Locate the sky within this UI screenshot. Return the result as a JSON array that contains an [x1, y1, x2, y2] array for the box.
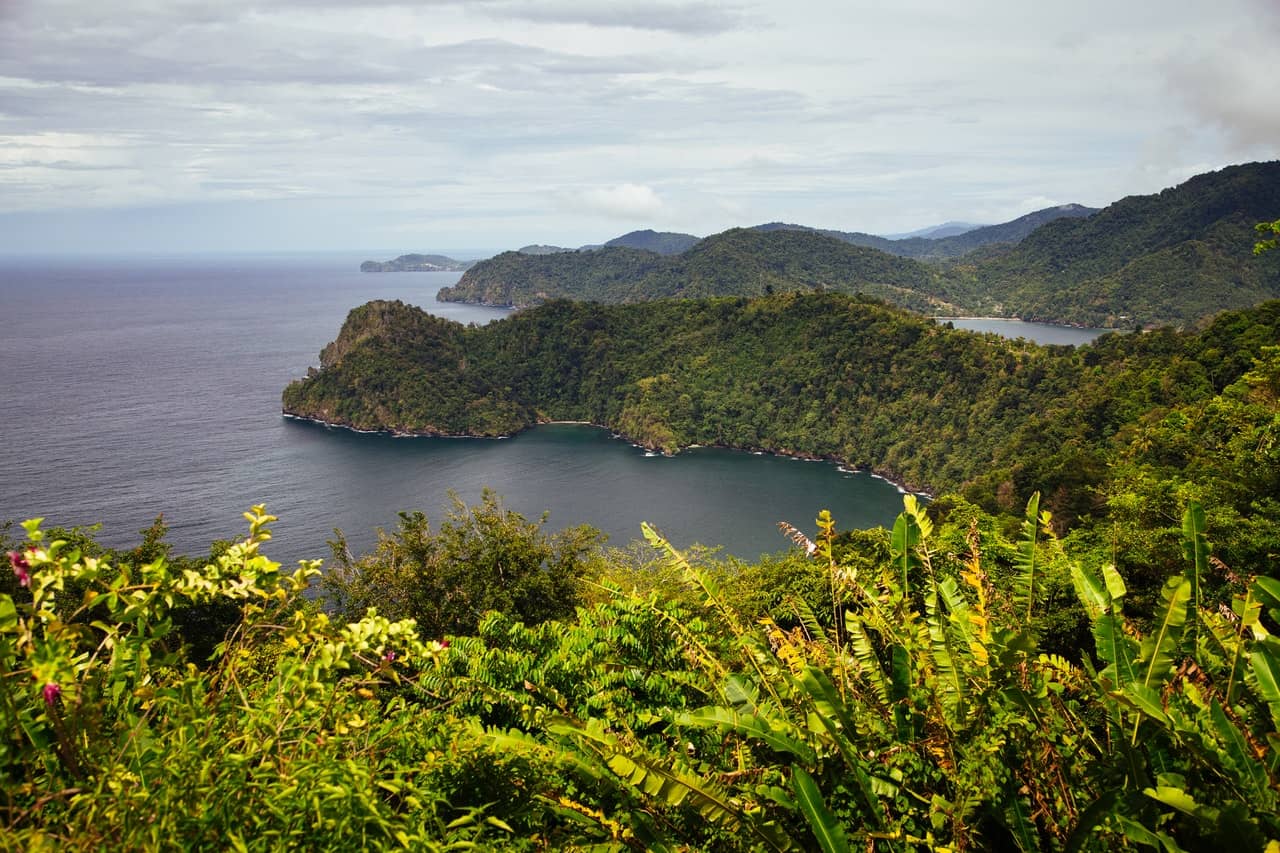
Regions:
[[1, 0, 1278, 256]]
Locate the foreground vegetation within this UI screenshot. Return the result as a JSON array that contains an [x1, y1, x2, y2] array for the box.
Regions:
[[3, 482, 1279, 850]]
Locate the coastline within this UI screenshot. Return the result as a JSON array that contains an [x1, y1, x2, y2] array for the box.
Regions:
[[281, 410, 934, 498], [933, 315, 1120, 331]]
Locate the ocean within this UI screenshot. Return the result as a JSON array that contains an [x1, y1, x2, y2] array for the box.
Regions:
[[0, 254, 908, 565]]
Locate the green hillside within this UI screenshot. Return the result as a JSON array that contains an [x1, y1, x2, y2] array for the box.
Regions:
[[439, 228, 969, 313], [604, 228, 700, 254], [441, 162, 1280, 327], [284, 293, 1280, 522], [755, 203, 1097, 259], [961, 161, 1280, 326]]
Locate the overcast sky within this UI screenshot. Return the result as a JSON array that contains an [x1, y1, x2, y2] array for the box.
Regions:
[[1, 0, 1277, 255]]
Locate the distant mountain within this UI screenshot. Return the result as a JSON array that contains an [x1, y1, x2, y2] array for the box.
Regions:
[[961, 162, 1280, 326], [360, 253, 475, 272], [439, 228, 969, 313], [882, 221, 985, 240], [750, 222, 899, 254], [603, 229, 700, 255], [517, 244, 574, 255], [439, 162, 1279, 327], [932, 204, 1098, 257], [752, 204, 1098, 260]]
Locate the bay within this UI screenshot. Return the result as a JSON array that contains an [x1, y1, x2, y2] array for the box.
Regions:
[[939, 316, 1116, 346], [0, 255, 906, 565]]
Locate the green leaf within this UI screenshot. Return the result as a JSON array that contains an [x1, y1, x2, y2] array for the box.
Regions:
[[1094, 613, 1138, 688], [925, 583, 965, 722], [1114, 815, 1186, 852], [1251, 646, 1280, 706], [1102, 564, 1128, 603], [0, 595, 16, 633], [1143, 786, 1220, 822], [1253, 576, 1280, 611], [674, 706, 816, 763], [1122, 683, 1169, 725], [844, 616, 889, 705], [1139, 576, 1191, 690], [791, 767, 850, 853], [890, 512, 920, 595], [1181, 502, 1207, 618], [1071, 562, 1109, 620], [1013, 492, 1041, 626], [1209, 699, 1269, 799]]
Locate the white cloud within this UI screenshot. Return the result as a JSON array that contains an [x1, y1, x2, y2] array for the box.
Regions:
[[567, 183, 665, 219], [0, 0, 1277, 250]]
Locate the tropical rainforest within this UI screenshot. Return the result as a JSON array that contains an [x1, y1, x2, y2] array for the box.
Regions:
[[3, 172, 1280, 849], [441, 162, 1280, 328]]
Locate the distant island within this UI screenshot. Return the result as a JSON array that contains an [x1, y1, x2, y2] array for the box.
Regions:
[[360, 253, 476, 272]]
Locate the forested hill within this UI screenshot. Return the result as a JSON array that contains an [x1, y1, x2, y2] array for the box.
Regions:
[[604, 229, 699, 254], [753, 203, 1097, 259], [283, 294, 1280, 526], [440, 162, 1280, 327], [960, 161, 1280, 326], [437, 228, 968, 312]]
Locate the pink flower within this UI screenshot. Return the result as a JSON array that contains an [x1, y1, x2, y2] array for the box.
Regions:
[[8, 551, 30, 588], [440, 639, 449, 649], [42, 682, 60, 707], [382, 650, 396, 663]]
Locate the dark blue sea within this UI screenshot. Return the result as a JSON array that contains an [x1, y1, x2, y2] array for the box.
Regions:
[[0, 255, 911, 565]]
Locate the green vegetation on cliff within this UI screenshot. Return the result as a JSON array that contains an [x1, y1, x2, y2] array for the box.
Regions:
[[284, 293, 1280, 563]]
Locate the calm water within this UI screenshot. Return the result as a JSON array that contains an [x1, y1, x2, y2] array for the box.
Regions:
[[0, 256, 907, 564], [939, 317, 1115, 346]]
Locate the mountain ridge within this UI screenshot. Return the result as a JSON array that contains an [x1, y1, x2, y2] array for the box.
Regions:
[[440, 162, 1280, 326]]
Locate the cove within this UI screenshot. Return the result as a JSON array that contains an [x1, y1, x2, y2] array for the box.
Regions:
[[938, 317, 1117, 346], [0, 256, 906, 567], [281, 418, 907, 561]]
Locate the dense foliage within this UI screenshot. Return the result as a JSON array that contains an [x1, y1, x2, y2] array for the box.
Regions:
[[5, 486, 1279, 850], [962, 162, 1280, 326], [441, 162, 1280, 327], [284, 293, 1280, 565], [439, 229, 961, 312]]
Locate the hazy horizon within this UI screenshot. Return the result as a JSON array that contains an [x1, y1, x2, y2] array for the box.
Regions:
[[3, 0, 1278, 255]]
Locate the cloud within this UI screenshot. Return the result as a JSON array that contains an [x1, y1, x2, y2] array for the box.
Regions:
[[568, 183, 665, 219], [473, 1, 748, 35], [1166, 52, 1280, 150]]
